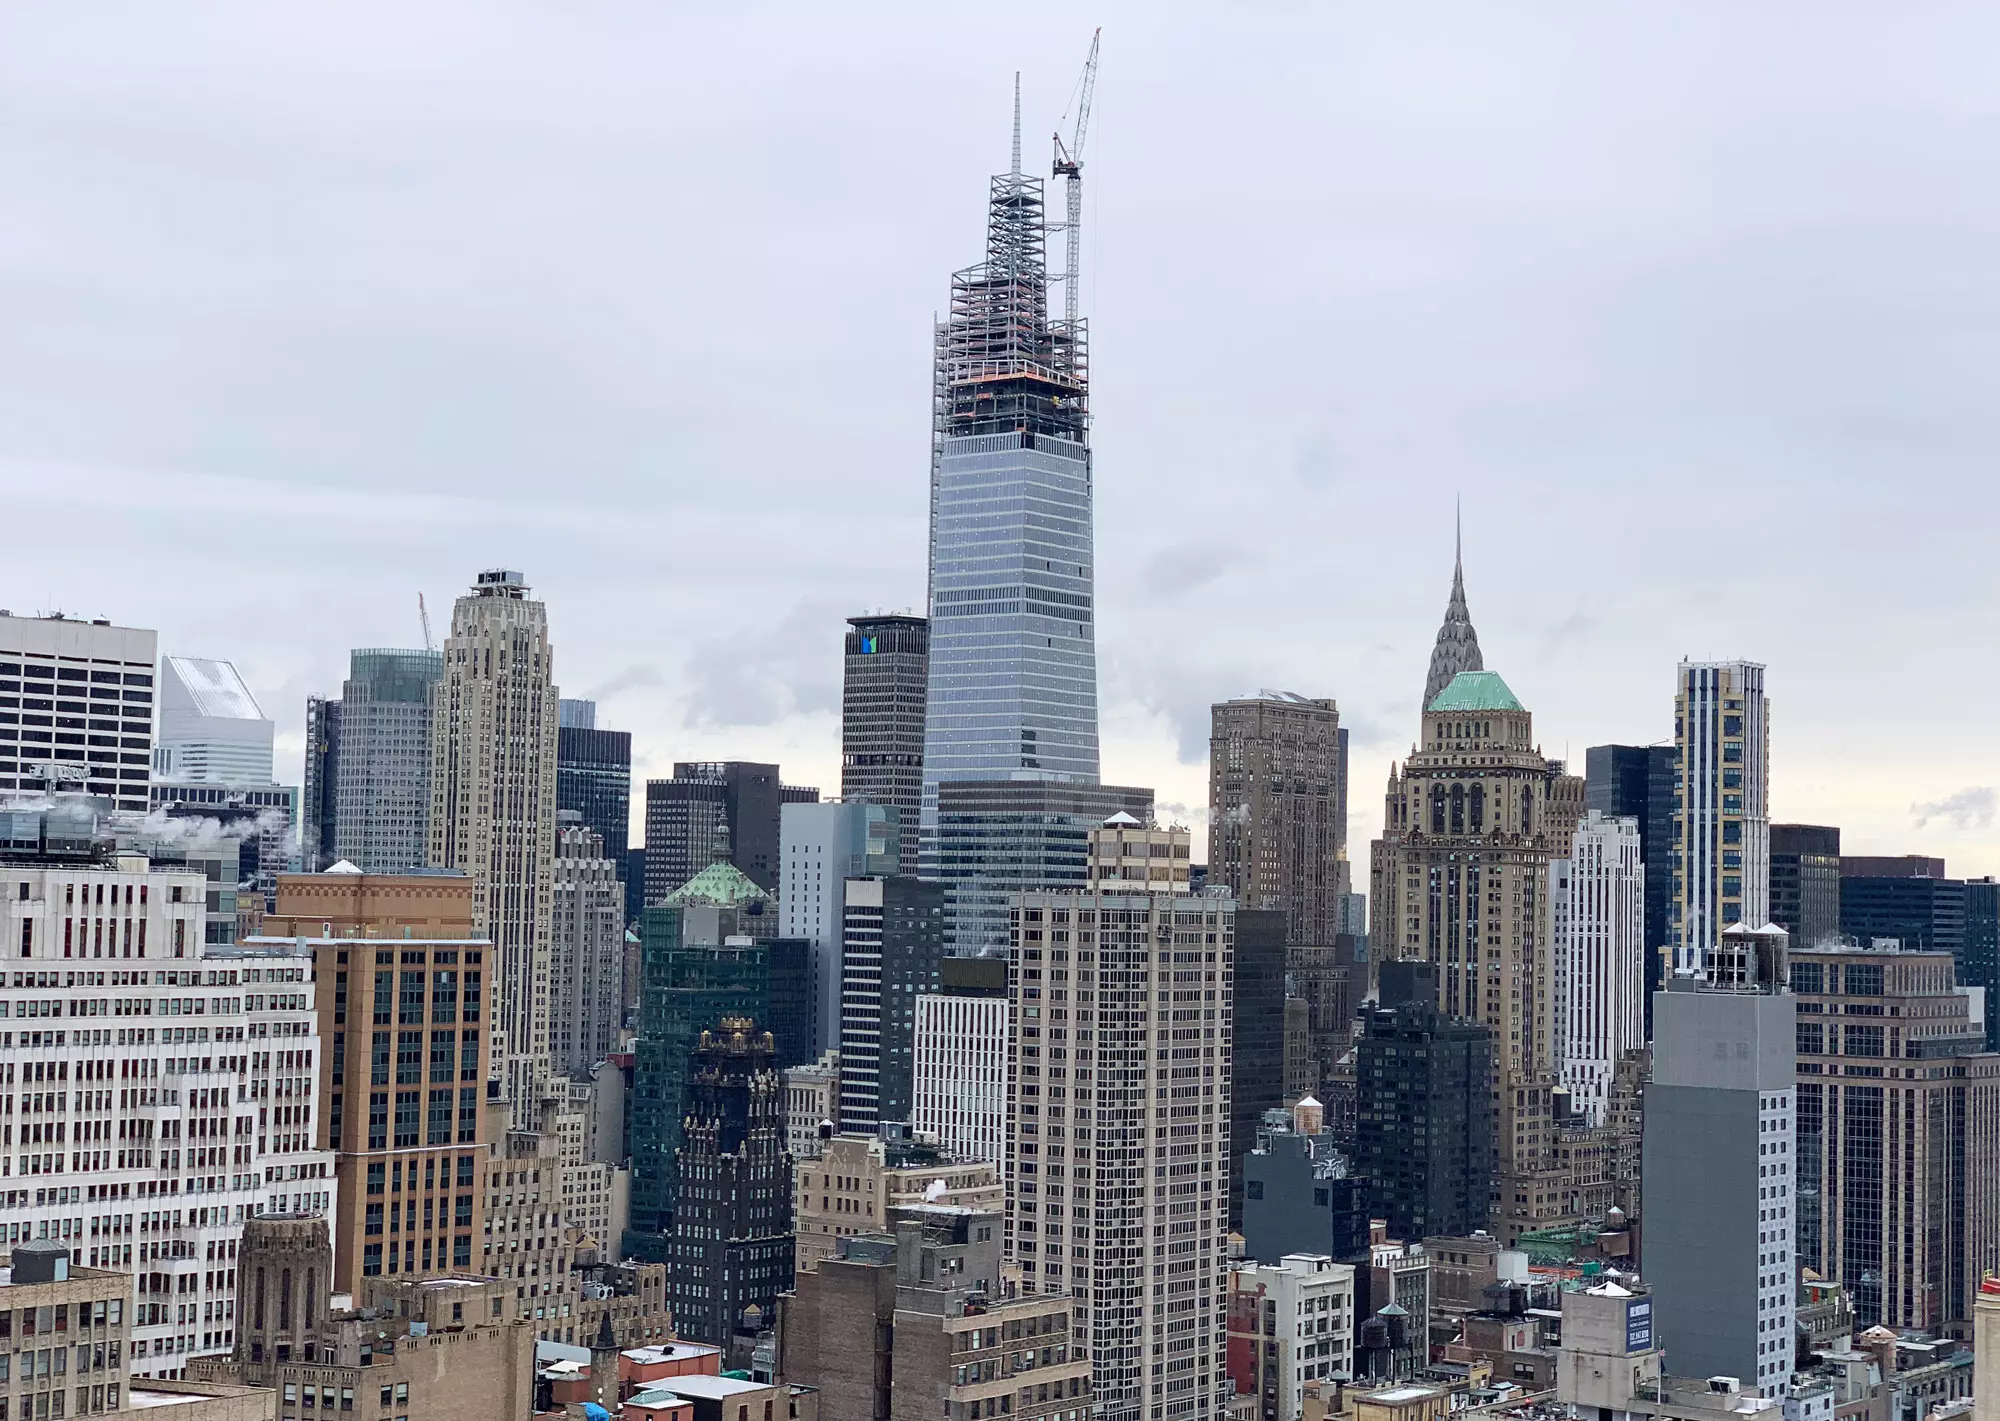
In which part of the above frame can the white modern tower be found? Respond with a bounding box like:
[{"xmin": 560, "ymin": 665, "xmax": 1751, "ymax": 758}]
[
  {"xmin": 154, "ymin": 656, "xmax": 275, "ymax": 784},
  {"xmin": 1553, "ymin": 809, "xmax": 1645, "ymax": 1127}
]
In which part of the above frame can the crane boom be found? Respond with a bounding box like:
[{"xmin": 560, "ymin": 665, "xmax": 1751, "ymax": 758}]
[
  {"xmin": 1050, "ymin": 28, "xmax": 1100, "ymax": 328},
  {"xmin": 419, "ymin": 593, "xmax": 434, "ymax": 653}
]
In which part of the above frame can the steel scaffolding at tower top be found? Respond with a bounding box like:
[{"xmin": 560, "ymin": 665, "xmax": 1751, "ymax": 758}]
[{"xmin": 931, "ymin": 77, "xmax": 1090, "ymax": 456}]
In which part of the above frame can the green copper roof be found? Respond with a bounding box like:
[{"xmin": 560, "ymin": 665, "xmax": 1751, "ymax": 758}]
[
  {"xmin": 1427, "ymin": 670, "xmax": 1523, "ymax": 713},
  {"xmin": 665, "ymin": 859, "xmax": 773, "ymax": 908}
]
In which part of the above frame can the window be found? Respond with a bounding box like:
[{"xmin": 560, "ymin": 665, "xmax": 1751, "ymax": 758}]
[
  {"xmin": 394, "ymin": 1092, "xmax": 420, "ymax": 1149},
  {"xmin": 428, "ymin": 1090, "xmax": 453, "ymax": 1147},
  {"xmin": 1245, "ymin": 1181, "xmax": 1262, "ymax": 1201}
]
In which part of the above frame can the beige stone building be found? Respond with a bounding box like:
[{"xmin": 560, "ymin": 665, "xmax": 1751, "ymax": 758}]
[
  {"xmin": 1007, "ymin": 890, "xmax": 1233, "ymax": 1421},
  {"xmin": 192, "ymin": 1215, "xmax": 533, "ymax": 1421},
  {"xmin": 778, "ymin": 1208, "xmax": 1086, "ymax": 1421},
  {"xmin": 1087, "ymin": 812, "xmax": 1194, "ymax": 893},
  {"xmin": 1206, "ymin": 693, "xmax": 1347, "ymax": 941},
  {"xmin": 791, "ymin": 1135, "xmax": 1003, "ymax": 1273},
  {"xmin": 1369, "ymin": 668, "xmax": 1574, "ymax": 1240},
  {"xmin": 426, "ymin": 567, "xmax": 561, "ymax": 1125},
  {"xmin": 781, "ymin": 1052, "xmax": 839, "ymax": 1162}
]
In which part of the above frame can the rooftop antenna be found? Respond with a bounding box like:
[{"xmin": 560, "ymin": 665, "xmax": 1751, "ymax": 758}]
[
  {"xmin": 418, "ymin": 593, "xmax": 434, "ymax": 653},
  {"xmin": 1011, "ymin": 72, "xmax": 1022, "ymax": 177},
  {"xmin": 1051, "ymin": 29, "xmax": 1102, "ymax": 327}
]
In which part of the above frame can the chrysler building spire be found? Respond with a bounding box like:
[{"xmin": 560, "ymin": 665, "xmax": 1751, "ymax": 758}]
[{"xmin": 1423, "ymin": 511, "xmax": 1485, "ymax": 710}]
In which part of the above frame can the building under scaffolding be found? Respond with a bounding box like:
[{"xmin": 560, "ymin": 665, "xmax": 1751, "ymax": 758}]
[{"xmin": 920, "ymin": 91, "xmax": 1101, "ymax": 876}]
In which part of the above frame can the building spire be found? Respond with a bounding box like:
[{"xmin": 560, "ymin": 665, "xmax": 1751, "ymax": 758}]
[
  {"xmin": 1011, "ymin": 72, "xmax": 1022, "ymax": 176},
  {"xmin": 1423, "ymin": 514, "xmax": 1485, "ymax": 712}
]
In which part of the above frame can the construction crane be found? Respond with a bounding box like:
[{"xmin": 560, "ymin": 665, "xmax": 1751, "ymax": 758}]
[
  {"xmin": 1050, "ymin": 28, "xmax": 1100, "ymax": 327},
  {"xmin": 418, "ymin": 593, "xmax": 434, "ymax": 653}
]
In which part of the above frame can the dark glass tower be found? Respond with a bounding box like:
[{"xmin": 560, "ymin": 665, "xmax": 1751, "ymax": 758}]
[
  {"xmin": 302, "ymin": 694, "xmax": 342, "ymax": 872},
  {"xmin": 1230, "ymin": 908, "xmax": 1289, "ymax": 1231},
  {"xmin": 557, "ymin": 724, "xmax": 632, "ymax": 864},
  {"xmin": 842, "ymin": 614, "xmax": 928, "ymax": 878},
  {"xmin": 1769, "ymin": 823, "xmax": 1841, "ymax": 948},
  {"xmin": 1353, "ymin": 960, "xmax": 1493, "ymax": 1240},
  {"xmin": 666, "ymin": 1018, "xmax": 794, "ymax": 1347},
  {"xmin": 837, "ymin": 875, "xmax": 946, "ymax": 1132},
  {"xmin": 1839, "ymin": 858, "xmax": 1965, "ymax": 963},
  {"xmin": 920, "ymin": 116, "xmax": 1097, "ymax": 867},
  {"xmin": 1584, "ymin": 744, "xmax": 1676, "ymax": 1025},
  {"xmin": 643, "ymin": 761, "xmax": 818, "ymax": 903},
  {"xmin": 1968, "ymin": 878, "xmax": 2000, "ymax": 1052}
]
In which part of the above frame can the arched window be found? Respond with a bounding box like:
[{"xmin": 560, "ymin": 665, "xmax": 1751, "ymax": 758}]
[
  {"xmin": 1470, "ymin": 784, "xmax": 1485, "ymax": 832},
  {"xmin": 279, "ymin": 1268, "xmax": 292, "ymax": 1331},
  {"xmin": 1522, "ymin": 789, "xmax": 1533, "ymax": 833},
  {"xmin": 1450, "ymin": 784, "xmax": 1465, "ymax": 834},
  {"xmin": 254, "ymin": 1269, "xmax": 266, "ymax": 1330},
  {"xmin": 304, "ymin": 1270, "xmax": 317, "ymax": 1329},
  {"xmin": 1430, "ymin": 786, "xmax": 1445, "ymax": 834}
]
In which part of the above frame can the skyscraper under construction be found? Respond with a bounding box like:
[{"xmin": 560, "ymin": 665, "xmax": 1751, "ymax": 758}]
[{"xmin": 920, "ymin": 93, "xmax": 1099, "ymax": 866}]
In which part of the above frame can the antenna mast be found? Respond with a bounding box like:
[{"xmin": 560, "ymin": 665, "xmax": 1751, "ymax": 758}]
[
  {"xmin": 419, "ymin": 593, "xmax": 434, "ymax": 653},
  {"xmin": 1051, "ymin": 28, "xmax": 1101, "ymax": 327}
]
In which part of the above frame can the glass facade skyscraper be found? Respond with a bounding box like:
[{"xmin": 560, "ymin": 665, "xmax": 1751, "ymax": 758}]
[
  {"xmin": 331, "ymin": 647, "xmax": 442, "ymax": 873},
  {"xmin": 921, "ymin": 127, "xmax": 1099, "ymax": 865}
]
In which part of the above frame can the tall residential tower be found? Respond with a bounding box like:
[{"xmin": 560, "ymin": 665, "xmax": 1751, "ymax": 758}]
[{"xmin": 1671, "ymin": 660, "xmax": 1768, "ymax": 976}]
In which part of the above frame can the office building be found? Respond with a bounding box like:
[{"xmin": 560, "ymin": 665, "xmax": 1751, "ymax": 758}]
[
  {"xmin": 778, "ymin": 799, "xmax": 898, "ymax": 1060},
  {"xmin": 665, "ymin": 1018, "xmax": 793, "ymax": 1348},
  {"xmin": 777, "ymin": 1206, "xmax": 1089, "ymax": 1421},
  {"xmin": 837, "ymin": 875, "xmax": 946, "ymax": 1132},
  {"xmin": 1369, "ymin": 667, "xmax": 1568, "ymax": 1239},
  {"xmin": 425, "ymin": 568, "xmax": 562, "ymax": 1122},
  {"xmin": 557, "ymin": 717, "xmax": 632, "ymax": 867},
  {"xmin": 1967, "ymin": 878, "xmax": 2000, "ymax": 1053},
  {"xmin": 324, "ymin": 648, "xmax": 441, "ymax": 875},
  {"xmin": 1791, "ymin": 940, "xmax": 2000, "ymax": 1330},
  {"xmin": 1226, "ymin": 1254, "xmax": 1356, "ymax": 1421},
  {"xmin": 1583, "ymin": 744, "xmax": 1675, "ymax": 1015},
  {"xmin": 195, "ymin": 1215, "xmax": 536, "ymax": 1420},
  {"xmin": 1207, "ymin": 692, "xmax": 1348, "ymax": 944},
  {"xmin": 918, "ymin": 114, "xmax": 1099, "ymax": 867},
  {"xmin": 1232, "ymin": 908, "xmax": 1289, "ymax": 1229},
  {"xmin": 551, "ymin": 815, "xmax": 628, "ymax": 1080},
  {"xmin": 1643, "ymin": 923, "xmax": 1795, "ymax": 1391},
  {"xmin": 1552, "ymin": 1280, "xmax": 1661, "ymax": 1421},
  {"xmin": 153, "ymin": 656, "xmax": 273, "ymax": 785},
  {"xmin": 1671, "ymin": 660, "xmax": 1769, "ymax": 976},
  {"xmin": 302, "ymin": 694, "xmax": 341, "ymax": 872},
  {"xmin": 261, "ymin": 868, "xmax": 499, "ymax": 1293},
  {"xmin": 1838, "ymin": 856, "xmax": 1967, "ymax": 963},
  {"xmin": 642, "ymin": 762, "xmax": 817, "ymax": 904},
  {"xmin": 1553, "ymin": 810, "xmax": 1644, "ymax": 1128},
  {"xmin": 911, "ymin": 955, "xmax": 1009, "ymax": 1165},
  {"xmin": 1771, "ymin": 824, "xmax": 1842, "ymax": 950},
  {"xmin": 781, "ymin": 1051, "xmax": 839, "ymax": 1162},
  {"xmin": 1354, "ymin": 961, "xmax": 1493, "ymax": 1241},
  {"xmin": 792, "ymin": 1134, "xmax": 1003, "ymax": 1273},
  {"xmin": 933, "ymin": 779, "xmax": 1152, "ymax": 954},
  {"xmin": 146, "ymin": 779, "xmax": 300, "ymax": 906},
  {"xmin": 0, "ymin": 613, "xmax": 156, "ymax": 811},
  {"xmin": 841, "ymin": 614, "xmax": 928, "ymax": 878},
  {"xmin": 1240, "ymin": 1106, "xmax": 1370, "ymax": 1267},
  {"xmin": 625, "ymin": 870, "xmax": 775, "ymax": 1251},
  {"xmin": 1007, "ymin": 888, "xmax": 1233, "ymax": 1421},
  {"xmin": 559, "ymin": 697, "xmax": 596, "ymax": 730},
  {"xmin": 0, "ymin": 797, "xmax": 336, "ymax": 1377}
]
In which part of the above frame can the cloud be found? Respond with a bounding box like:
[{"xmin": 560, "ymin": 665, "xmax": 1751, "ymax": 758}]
[
  {"xmin": 1911, "ymin": 787, "xmax": 1996, "ymax": 832},
  {"xmin": 584, "ymin": 664, "xmax": 664, "ymax": 702},
  {"xmin": 680, "ymin": 600, "xmax": 841, "ymax": 732},
  {"xmin": 1139, "ymin": 541, "xmax": 1249, "ymax": 598}
]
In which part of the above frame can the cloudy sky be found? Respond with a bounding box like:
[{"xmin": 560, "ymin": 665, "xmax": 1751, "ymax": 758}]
[{"xmin": 4, "ymin": 3, "xmax": 1998, "ymax": 875}]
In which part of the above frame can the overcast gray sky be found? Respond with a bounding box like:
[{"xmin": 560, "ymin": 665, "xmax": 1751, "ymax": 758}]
[{"xmin": 4, "ymin": 3, "xmax": 1998, "ymax": 875}]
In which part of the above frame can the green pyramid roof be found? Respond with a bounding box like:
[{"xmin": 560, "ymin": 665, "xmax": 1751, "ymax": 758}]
[
  {"xmin": 1427, "ymin": 670, "xmax": 1523, "ymax": 713},
  {"xmin": 665, "ymin": 859, "xmax": 773, "ymax": 908}
]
